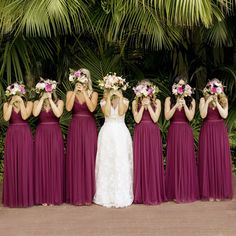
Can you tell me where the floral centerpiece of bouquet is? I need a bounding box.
[203,80,224,96]
[133,82,159,97]
[35,78,57,94]
[5,82,26,98]
[172,83,193,97]
[99,72,128,91]
[69,69,89,85]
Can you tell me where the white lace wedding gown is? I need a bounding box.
[93,99,133,208]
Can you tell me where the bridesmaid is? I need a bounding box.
[2,82,34,207]
[198,79,233,200]
[132,80,166,204]
[164,76,199,203]
[66,68,98,205]
[33,79,64,206]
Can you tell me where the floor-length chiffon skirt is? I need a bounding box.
[2,124,34,207]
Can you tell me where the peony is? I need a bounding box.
[5,82,26,97]
[35,79,57,94]
[99,73,128,91]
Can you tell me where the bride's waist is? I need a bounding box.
[105,118,125,123]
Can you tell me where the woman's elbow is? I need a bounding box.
[3,115,9,122]
[65,105,72,112]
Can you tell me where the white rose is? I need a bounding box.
[69,74,75,82]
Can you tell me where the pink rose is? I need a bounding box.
[177,86,184,94]
[45,83,53,92]
[211,87,217,93]
[74,70,81,77]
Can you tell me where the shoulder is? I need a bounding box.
[100,98,106,107]
[3,102,9,108]
[123,97,129,105]
[91,91,98,97]
[66,91,74,97]
[57,99,64,106]
[165,97,171,103]
[27,101,33,105]
[155,99,161,105]
[199,97,205,104]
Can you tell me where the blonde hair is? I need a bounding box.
[79,68,93,97]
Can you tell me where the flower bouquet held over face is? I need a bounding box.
[203,80,224,96]
[172,83,193,98]
[99,72,128,91]
[69,69,89,85]
[35,78,57,94]
[5,82,26,98]
[133,81,159,98]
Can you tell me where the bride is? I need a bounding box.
[94,75,133,208]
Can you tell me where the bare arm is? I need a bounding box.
[199,97,211,119]
[132,100,144,123]
[216,97,228,119]
[83,91,98,112]
[147,99,161,123]
[164,97,178,120]
[33,94,47,117]
[118,97,128,116]
[3,102,13,121]
[182,98,195,121]
[101,97,111,117]
[19,100,33,120]
[49,99,64,118]
[66,91,76,111]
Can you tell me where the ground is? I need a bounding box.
[0,179,236,236]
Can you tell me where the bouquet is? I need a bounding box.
[203,80,224,96]
[35,78,57,94]
[172,83,193,97]
[99,73,128,91]
[133,82,159,97]
[69,69,89,85]
[5,82,26,98]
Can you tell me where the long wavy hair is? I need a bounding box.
[170,76,193,109]
[135,79,157,110]
[204,78,227,108]
[77,68,93,97]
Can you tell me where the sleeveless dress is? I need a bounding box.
[2,110,34,207]
[93,100,133,208]
[165,109,199,203]
[34,110,64,205]
[66,97,97,205]
[133,107,166,204]
[198,107,233,200]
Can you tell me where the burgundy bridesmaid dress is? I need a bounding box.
[133,108,166,204]
[165,109,199,203]
[2,110,34,207]
[34,110,64,205]
[66,97,97,205]
[198,107,233,200]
